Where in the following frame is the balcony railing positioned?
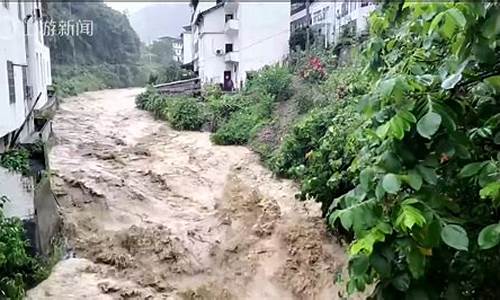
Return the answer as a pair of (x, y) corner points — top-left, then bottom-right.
(224, 19), (239, 34)
(224, 51), (239, 63)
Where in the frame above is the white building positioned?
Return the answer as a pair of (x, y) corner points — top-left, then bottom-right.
(291, 1), (376, 48)
(0, 0), (52, 151)
(172, 38), (183, 63)
(184, 0), (290, 90)
(181, 25), (193, 65)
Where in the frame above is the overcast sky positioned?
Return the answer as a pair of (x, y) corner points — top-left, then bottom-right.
(105, 2), (156, 14)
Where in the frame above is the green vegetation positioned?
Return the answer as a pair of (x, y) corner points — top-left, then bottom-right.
(48, 2), (142, 97)
(0, 196), (48, 299)
(135, 87), (205, 131)
(328, 2), (500, 298)
(165, 98), (205, 131)
(0, 149), (30, 176)
(48, 2), (190, 98)
(136, 3), (500, 296)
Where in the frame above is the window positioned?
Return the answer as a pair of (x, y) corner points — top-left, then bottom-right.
(22, 67), (28, 101)
(225, 43), (233, 53)
(225, 14), (233, 23)
(17, 0), (22, 19)
(7, 61), (15, 104)
(361, 1), (370, 7)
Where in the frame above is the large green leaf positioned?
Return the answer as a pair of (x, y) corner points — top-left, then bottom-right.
(349, 255), (369, 276)
(405, 170), (423, 191)
(416, 165), (438, 185)
(447, 8), (467, 28)
(417, 111), (442, 139)
(441, 73), (462, 90)
(396, 204), (427, 231)
(484, 75), (500, 92)
(441, 224), (469, 251)
(382, 173), (401, 194)
(458, 162), (486, 178)
(478, 224), (500, 250)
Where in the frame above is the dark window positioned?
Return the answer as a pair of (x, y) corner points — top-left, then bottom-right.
(361, 1), (369, 7)
(7, 61), (15, 104)
(17, 0), (22, 19)
(225, 43), (233, 53)
(341, 3), (348, 17)
(22, 67), (28, 101)
(225, 14), (233, 23)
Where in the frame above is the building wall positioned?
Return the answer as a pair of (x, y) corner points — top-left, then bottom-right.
(192, 2), (290, 89)
(238, 2), (290, 86)
(182, 32), (193, 64)
(0, 3), (28, 140)
(196, 6), (227, 85)
(25, 0), (51, 110)
(0, 166), (35, 219)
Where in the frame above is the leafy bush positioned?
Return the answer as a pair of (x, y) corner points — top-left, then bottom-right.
(0, 149), (30, 175)
(211, 92), (274, 145)
(135, 85), (158, 110)
(246, 65), (292, 101)
(299, 57), (327, 82)
(164, 97), (205, 131)
(206, 93), (254, 131)
(328, 2), (500, 298)
(201, 84), (223, 100)
(271, 102), (361, 214)
(0, 196), (46, 299)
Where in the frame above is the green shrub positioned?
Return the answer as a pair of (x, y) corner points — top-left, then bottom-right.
(211, 92), (273, 145)
(271, 102), (361, 214)
(201, 84), (223, 100)
(328, 3), (500, 298)
(164, 97), (205, 131)
(0, 196), (46, 299)
(206, 93), (254, 131)
(246, 65), (292, 101)
(0, 149), (30, 175)
(135, 85), (158, 110)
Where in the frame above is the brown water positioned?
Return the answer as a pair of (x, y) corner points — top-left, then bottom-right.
(27, 88), (350, 300)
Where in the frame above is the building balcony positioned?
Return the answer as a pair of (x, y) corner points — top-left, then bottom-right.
(224, 51), (239, 63)
(224, 19), (239, 34)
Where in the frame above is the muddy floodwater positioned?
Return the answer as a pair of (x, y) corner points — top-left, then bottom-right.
(27, 89), (350, 299)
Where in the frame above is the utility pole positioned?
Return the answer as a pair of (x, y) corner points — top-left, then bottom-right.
(305, 0), (311, 52)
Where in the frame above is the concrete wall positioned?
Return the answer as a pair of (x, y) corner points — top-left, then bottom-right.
(0, 166), (35, 219)
(0, 3), (28, 139)
(34, 175), (60, 255)
(182, 32), (193, 64)
(238, 2), (290, 85)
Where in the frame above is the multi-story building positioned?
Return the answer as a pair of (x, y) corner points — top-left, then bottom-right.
(159, 36), (184, 63)
(183, 0), (290, 90)
(0, 0), (52, 152)
(291, 0), (376, 48)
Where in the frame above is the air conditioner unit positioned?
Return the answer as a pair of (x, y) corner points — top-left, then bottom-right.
(215, 49), (224, 56)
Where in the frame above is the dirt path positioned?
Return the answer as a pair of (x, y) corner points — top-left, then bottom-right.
(27, 89), (349, 300)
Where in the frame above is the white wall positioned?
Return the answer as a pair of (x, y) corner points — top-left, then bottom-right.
(25, 0), (51, 110)
(0, 166), (35, 219)
(182, 32), (193, 64)
(198, 33), (226, 84)
(238, 2), (290, 86)
(196, 6), (226, 84)
(0, 3), (28, 139)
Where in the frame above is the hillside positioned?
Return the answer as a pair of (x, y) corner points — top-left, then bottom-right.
(129, 3), (191, 44)
(47, 1), (144, 95)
